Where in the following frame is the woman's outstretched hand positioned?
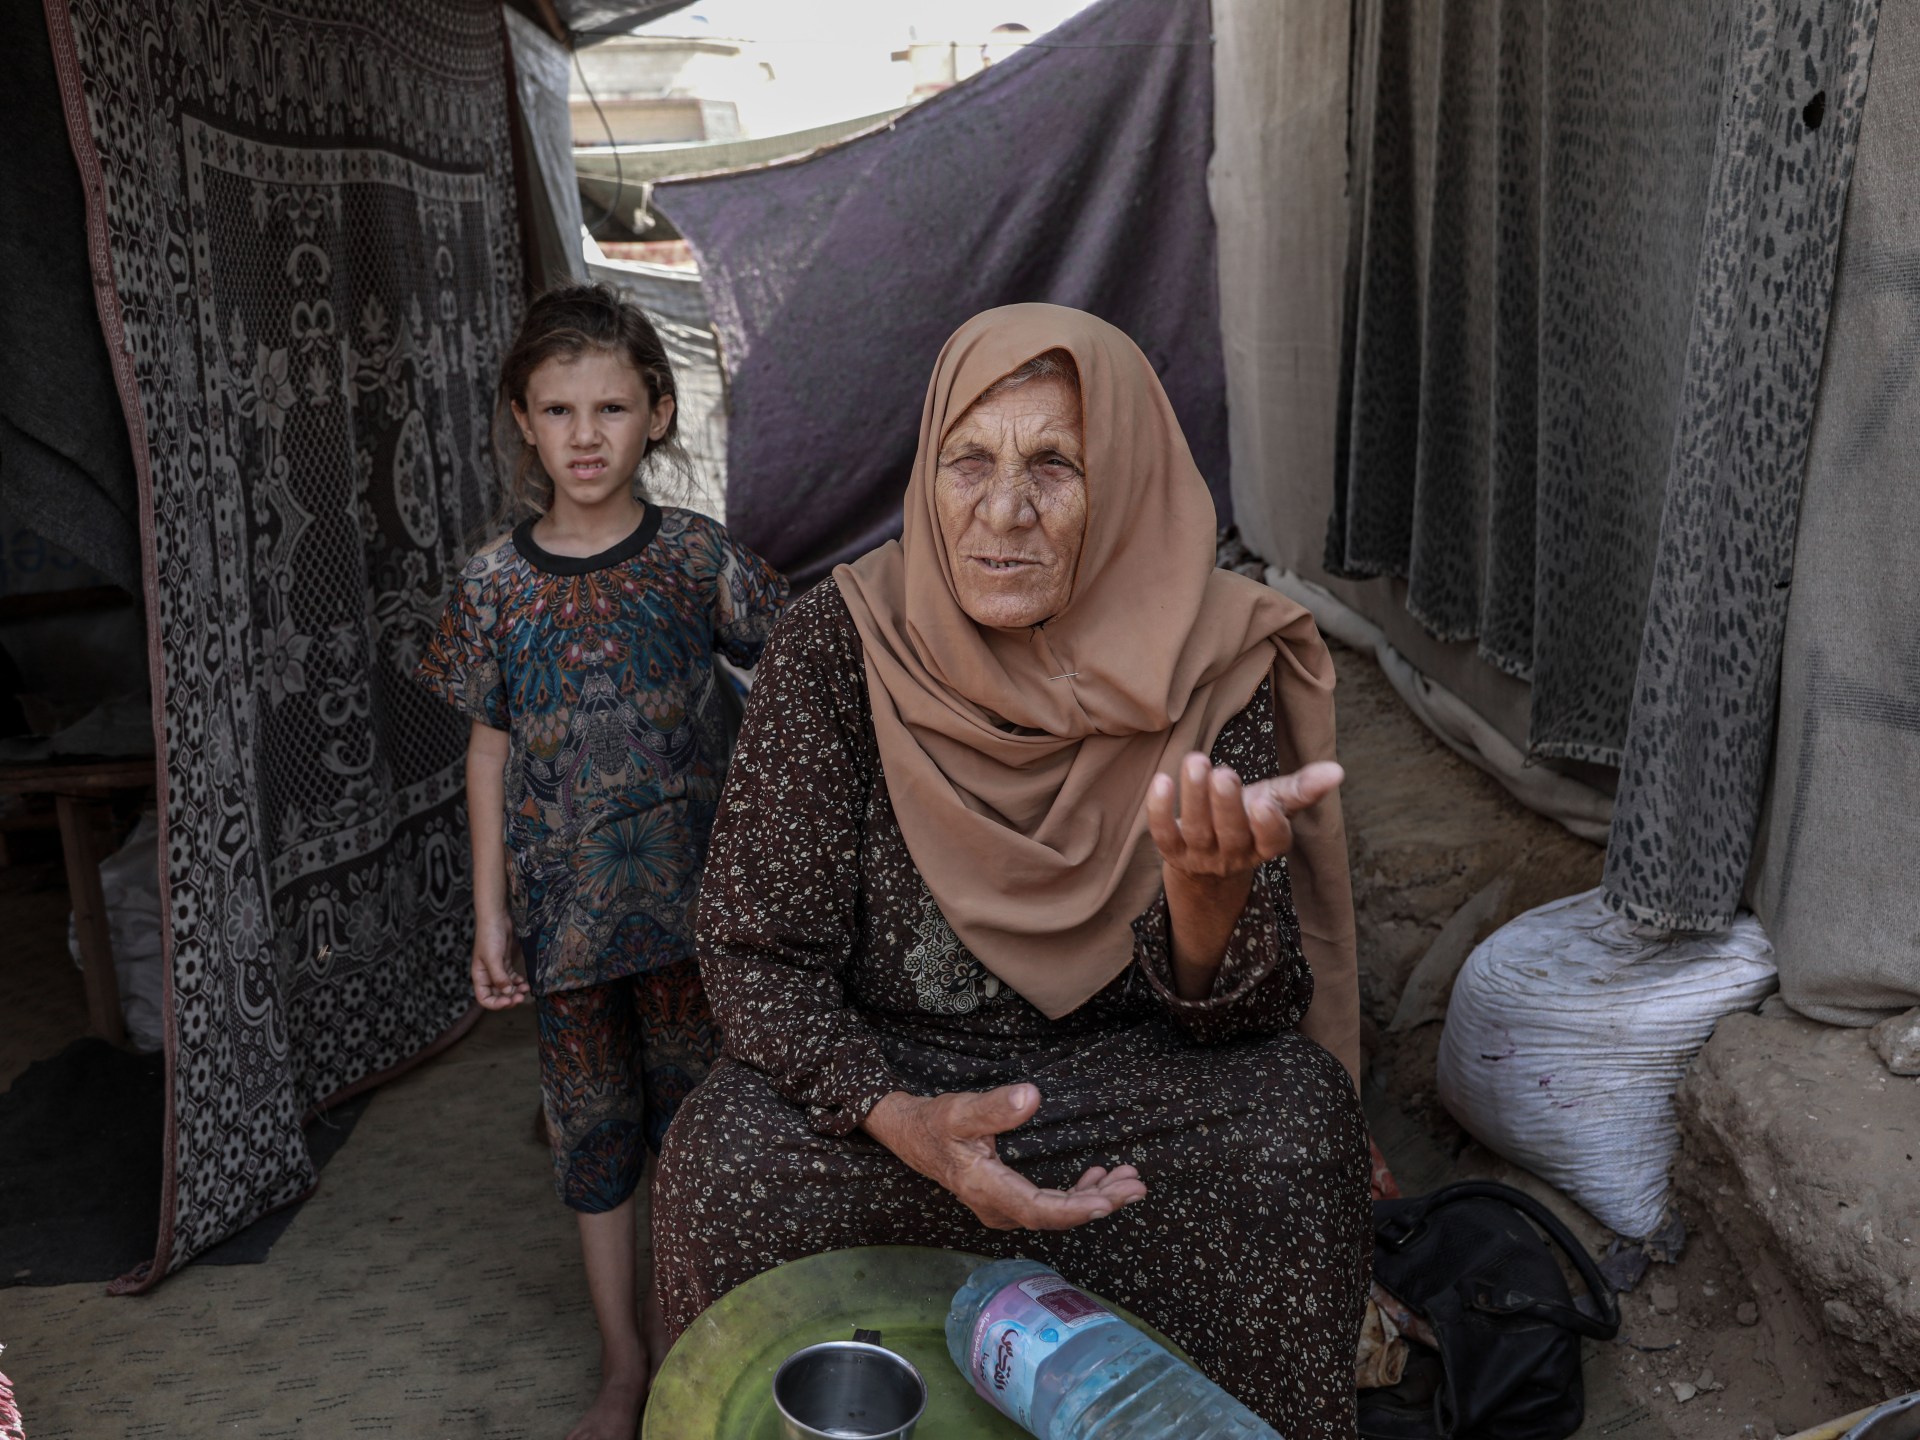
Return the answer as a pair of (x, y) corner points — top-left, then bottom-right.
(1146, 756), (1345, 1000)
(1147, 756), (1345, 881)
(863, 1084), (1147, 1231)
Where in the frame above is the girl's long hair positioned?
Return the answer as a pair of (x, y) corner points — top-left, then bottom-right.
(493, 283), (694, 524)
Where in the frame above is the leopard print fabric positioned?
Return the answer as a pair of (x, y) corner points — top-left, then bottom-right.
(1330, 0), (1883, 927)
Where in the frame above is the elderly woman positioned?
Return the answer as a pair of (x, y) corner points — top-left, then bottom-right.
(654, 305), (1370, 1432)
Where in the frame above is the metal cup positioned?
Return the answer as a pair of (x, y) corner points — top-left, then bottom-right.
(771, 1329), (927, 1440)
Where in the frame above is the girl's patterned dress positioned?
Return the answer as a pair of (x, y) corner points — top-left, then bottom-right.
(419, 504), (786, 1210)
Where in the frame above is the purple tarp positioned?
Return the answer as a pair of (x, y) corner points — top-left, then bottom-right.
(654, 0), (1226, 587)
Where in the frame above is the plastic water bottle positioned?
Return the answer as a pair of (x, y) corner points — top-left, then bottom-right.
(945, 1258), (1282, 1438)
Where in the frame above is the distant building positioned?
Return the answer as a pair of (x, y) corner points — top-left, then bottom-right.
(896, 19), (1037, 98)
(578, 11), (1058, 145)
(569, 36), (760, 146)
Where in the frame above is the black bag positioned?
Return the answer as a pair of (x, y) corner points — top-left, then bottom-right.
(1357, 1181), (1622, 1440)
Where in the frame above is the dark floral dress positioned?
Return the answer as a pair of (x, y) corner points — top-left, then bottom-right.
(416, 504), (787, 994)
(653, 582), (1371, 1435)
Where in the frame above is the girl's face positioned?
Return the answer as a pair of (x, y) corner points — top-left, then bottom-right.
(510, 349), (674, 514)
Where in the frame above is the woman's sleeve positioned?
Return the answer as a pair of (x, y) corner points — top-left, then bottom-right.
(1270, 613), (1362, 1086)
(1131, 860), (1313, 1045)
(1128, 677), (1316, 1046)
(696, 584), (902, 1137)
(415, 555), (509, 730)
(706, 521), (790, 670)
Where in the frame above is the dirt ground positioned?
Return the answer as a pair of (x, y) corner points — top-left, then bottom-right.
(1332, 638), (1872, 1439)
(0, 629), (1887, 1439)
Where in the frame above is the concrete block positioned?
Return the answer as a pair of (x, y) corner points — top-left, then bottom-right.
(1674, 1011), (1920, 1393)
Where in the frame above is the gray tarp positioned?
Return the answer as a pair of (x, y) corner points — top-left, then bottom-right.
(0, 1), (139, 591)
(506, 8), (589, 291)
(1747, 0), (1920, 1024)
(654, 0), (1226, 588)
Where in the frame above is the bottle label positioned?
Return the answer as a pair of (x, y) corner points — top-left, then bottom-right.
(967, 1274), (1124, 1428)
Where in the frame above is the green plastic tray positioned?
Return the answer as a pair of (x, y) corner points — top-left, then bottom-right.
(644, 1245), (1181, 1439)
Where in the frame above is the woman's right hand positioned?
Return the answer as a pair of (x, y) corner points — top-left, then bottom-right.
(472, 910), (530, 1009)
(863, 1084), (1147, 1231)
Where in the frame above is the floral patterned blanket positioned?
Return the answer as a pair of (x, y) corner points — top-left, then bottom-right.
(45, 0), (522, 1287)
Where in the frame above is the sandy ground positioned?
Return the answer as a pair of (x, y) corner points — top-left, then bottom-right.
(3, 1006), (609, 1438)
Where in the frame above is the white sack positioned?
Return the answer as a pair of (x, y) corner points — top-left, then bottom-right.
(1435, 887), (1776, 1237)
(68, 812), (165, 1053)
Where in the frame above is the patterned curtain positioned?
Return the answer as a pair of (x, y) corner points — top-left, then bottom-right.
(1331, 0), (1882, 929)
(44, 0), (523, 1287)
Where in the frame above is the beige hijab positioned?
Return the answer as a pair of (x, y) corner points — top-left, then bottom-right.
(834, 305), (1359, 1078)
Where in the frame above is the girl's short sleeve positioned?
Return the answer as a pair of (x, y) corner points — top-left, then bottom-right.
(417, 557), (509, 730)
(708, 524), (789, 669)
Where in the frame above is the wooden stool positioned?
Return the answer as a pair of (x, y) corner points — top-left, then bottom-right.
(0, 757), (158, 1047)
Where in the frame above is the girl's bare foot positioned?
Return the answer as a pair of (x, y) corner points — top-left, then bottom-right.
(573, 1198), (647, 1437)
(642, 1277), (671, 1375)
(565, 1358), (648, 1440)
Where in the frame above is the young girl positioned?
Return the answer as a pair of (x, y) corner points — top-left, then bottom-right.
(417, 284), (786, 1440)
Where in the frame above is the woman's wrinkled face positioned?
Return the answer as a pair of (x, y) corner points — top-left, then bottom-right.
(934, 373), (1088, 630)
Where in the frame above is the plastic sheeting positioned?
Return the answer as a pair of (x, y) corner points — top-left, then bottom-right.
(586, 255), (727, 521)
(67, 813), (165, 1053)
(654, 0), (1228, 588)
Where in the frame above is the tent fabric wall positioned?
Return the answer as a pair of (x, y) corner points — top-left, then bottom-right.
(1209, 0), (1348, 591)
(1319, 0), (1881, 929)
(1327, 0), (1734, 764)
(653, 0), (1226, 590)
(44, 0), (520, 1286)
(1746, 0), (1920, 1024)
(1210, 0), (1616, 832)
(1208, 0), (1581, 774)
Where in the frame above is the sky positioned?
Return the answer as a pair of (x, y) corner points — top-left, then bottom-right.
(639, 0), (1098, 46)
(625, 0), (1100, 137)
